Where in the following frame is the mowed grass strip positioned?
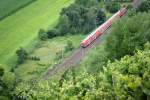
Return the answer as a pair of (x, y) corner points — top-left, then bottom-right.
(0, 0), (36, 20)
(0, 0), (74, 65)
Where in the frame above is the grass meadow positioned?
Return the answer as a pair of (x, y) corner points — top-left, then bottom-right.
(15, 34), (85, 81)
(0, 0), (74, 67)
(0, 0), (36, 20)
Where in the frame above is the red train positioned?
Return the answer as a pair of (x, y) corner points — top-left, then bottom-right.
(80, 7), (127, 48)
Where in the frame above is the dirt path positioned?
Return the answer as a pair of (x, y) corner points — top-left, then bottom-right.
(43, 0), (140, 80)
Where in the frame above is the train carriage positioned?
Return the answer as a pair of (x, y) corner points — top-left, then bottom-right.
(81, 7), (127, 48)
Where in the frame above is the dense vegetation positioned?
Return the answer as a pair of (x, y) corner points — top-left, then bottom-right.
(1, 0), (150, 99)
(57, 44), (150, 99)
(0, 0), (36, 20)
(39, 0), (106, 39)
(0, 0), (74, 99)
(105, 1), (121, 13)
(11, 1), (150, 99)
(12, 43), (150, 99)
(106, 12), (150, 60)
(0, 65), (15, 99)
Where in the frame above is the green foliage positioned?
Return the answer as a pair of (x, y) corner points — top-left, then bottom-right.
(38, 29), (47, 40)
(57, 15), (70, 35)
(47, 28), (60, 38)
(137, 0), (150, 12)
(0, 66), (15, 99)
(55, 51), (63, 61)
(105, 2), (121, 13)
(47, 0), (106, 38)
(0, 96), (9, 100)
(60, 44), (150, 99)
(65, 40), (74, 52)
(105, 12), (150, 60)
(13, 80), (59, 99)
(97, 10), (106, 25)
(104, 46), (150, 99)
(2, 72), (15, 89)
(16, 47), (28, 64)
(13, 43), (150, 99)
(0, 65), (4, 77)
(83, 43), (108, 74)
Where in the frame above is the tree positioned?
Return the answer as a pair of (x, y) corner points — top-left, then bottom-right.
(0, 65), (15, 99)
(16, 47), (28, 64)
(57, 15), (70, 35)
(83, 7), (97, 33)
(137, 0), (150, 12)
(106, 2), (121, 13)
(52, 0), (105, 35)
(38, 29), (47, 40)
(105, 12), (150, 60)
(96, 10), (106, 25)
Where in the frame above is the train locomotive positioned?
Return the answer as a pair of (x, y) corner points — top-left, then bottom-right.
(80, 7), (127, 48)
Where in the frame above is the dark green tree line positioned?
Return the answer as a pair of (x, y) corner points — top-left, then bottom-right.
(39, 0), (106, 39)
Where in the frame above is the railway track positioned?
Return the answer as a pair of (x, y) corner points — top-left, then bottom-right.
(43, 31), (104, 80)
(43, 0), (140, 80)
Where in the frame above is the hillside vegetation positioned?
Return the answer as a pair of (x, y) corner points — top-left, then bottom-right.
(1, 0), (150, 99)
(0, 0), (73, 66)
(0, 0), (36, 20)
(12, 3), (150, 99)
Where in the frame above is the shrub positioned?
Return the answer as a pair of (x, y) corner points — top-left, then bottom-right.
(65, 40), (74, 52)
(38, 29), (47, 40)
(16, 47), (28, 64)
(55, 51), (63, 61)
(47, 28), (60, 38)
(29, 56), (40, 61)
(137, 0), (150, 12)
(105, 2), (121, 13)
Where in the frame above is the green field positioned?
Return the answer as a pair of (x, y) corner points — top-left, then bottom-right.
(15, 34), (85, 81)
(0, 0), (74, 66)
(0, 0), (36, 20)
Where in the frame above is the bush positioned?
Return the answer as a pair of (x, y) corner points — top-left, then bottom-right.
(137, 0), (150, 12)
(29, 56), (40, 61)
(96, 10), (106, 26)
(38, 29), (47, 40)
(65, 40), (74, 52)
(55, 51), (63, 61)
(2, 72), (15, 89)
(105, 2), (121, 13)
(47, 28), (60, 38)
(16, 47), (28, 64)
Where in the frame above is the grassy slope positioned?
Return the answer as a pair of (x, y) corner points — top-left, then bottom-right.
(15, 34), (85, 81)
(0, 0), (74, 66)
(0, 0), (35, 20)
